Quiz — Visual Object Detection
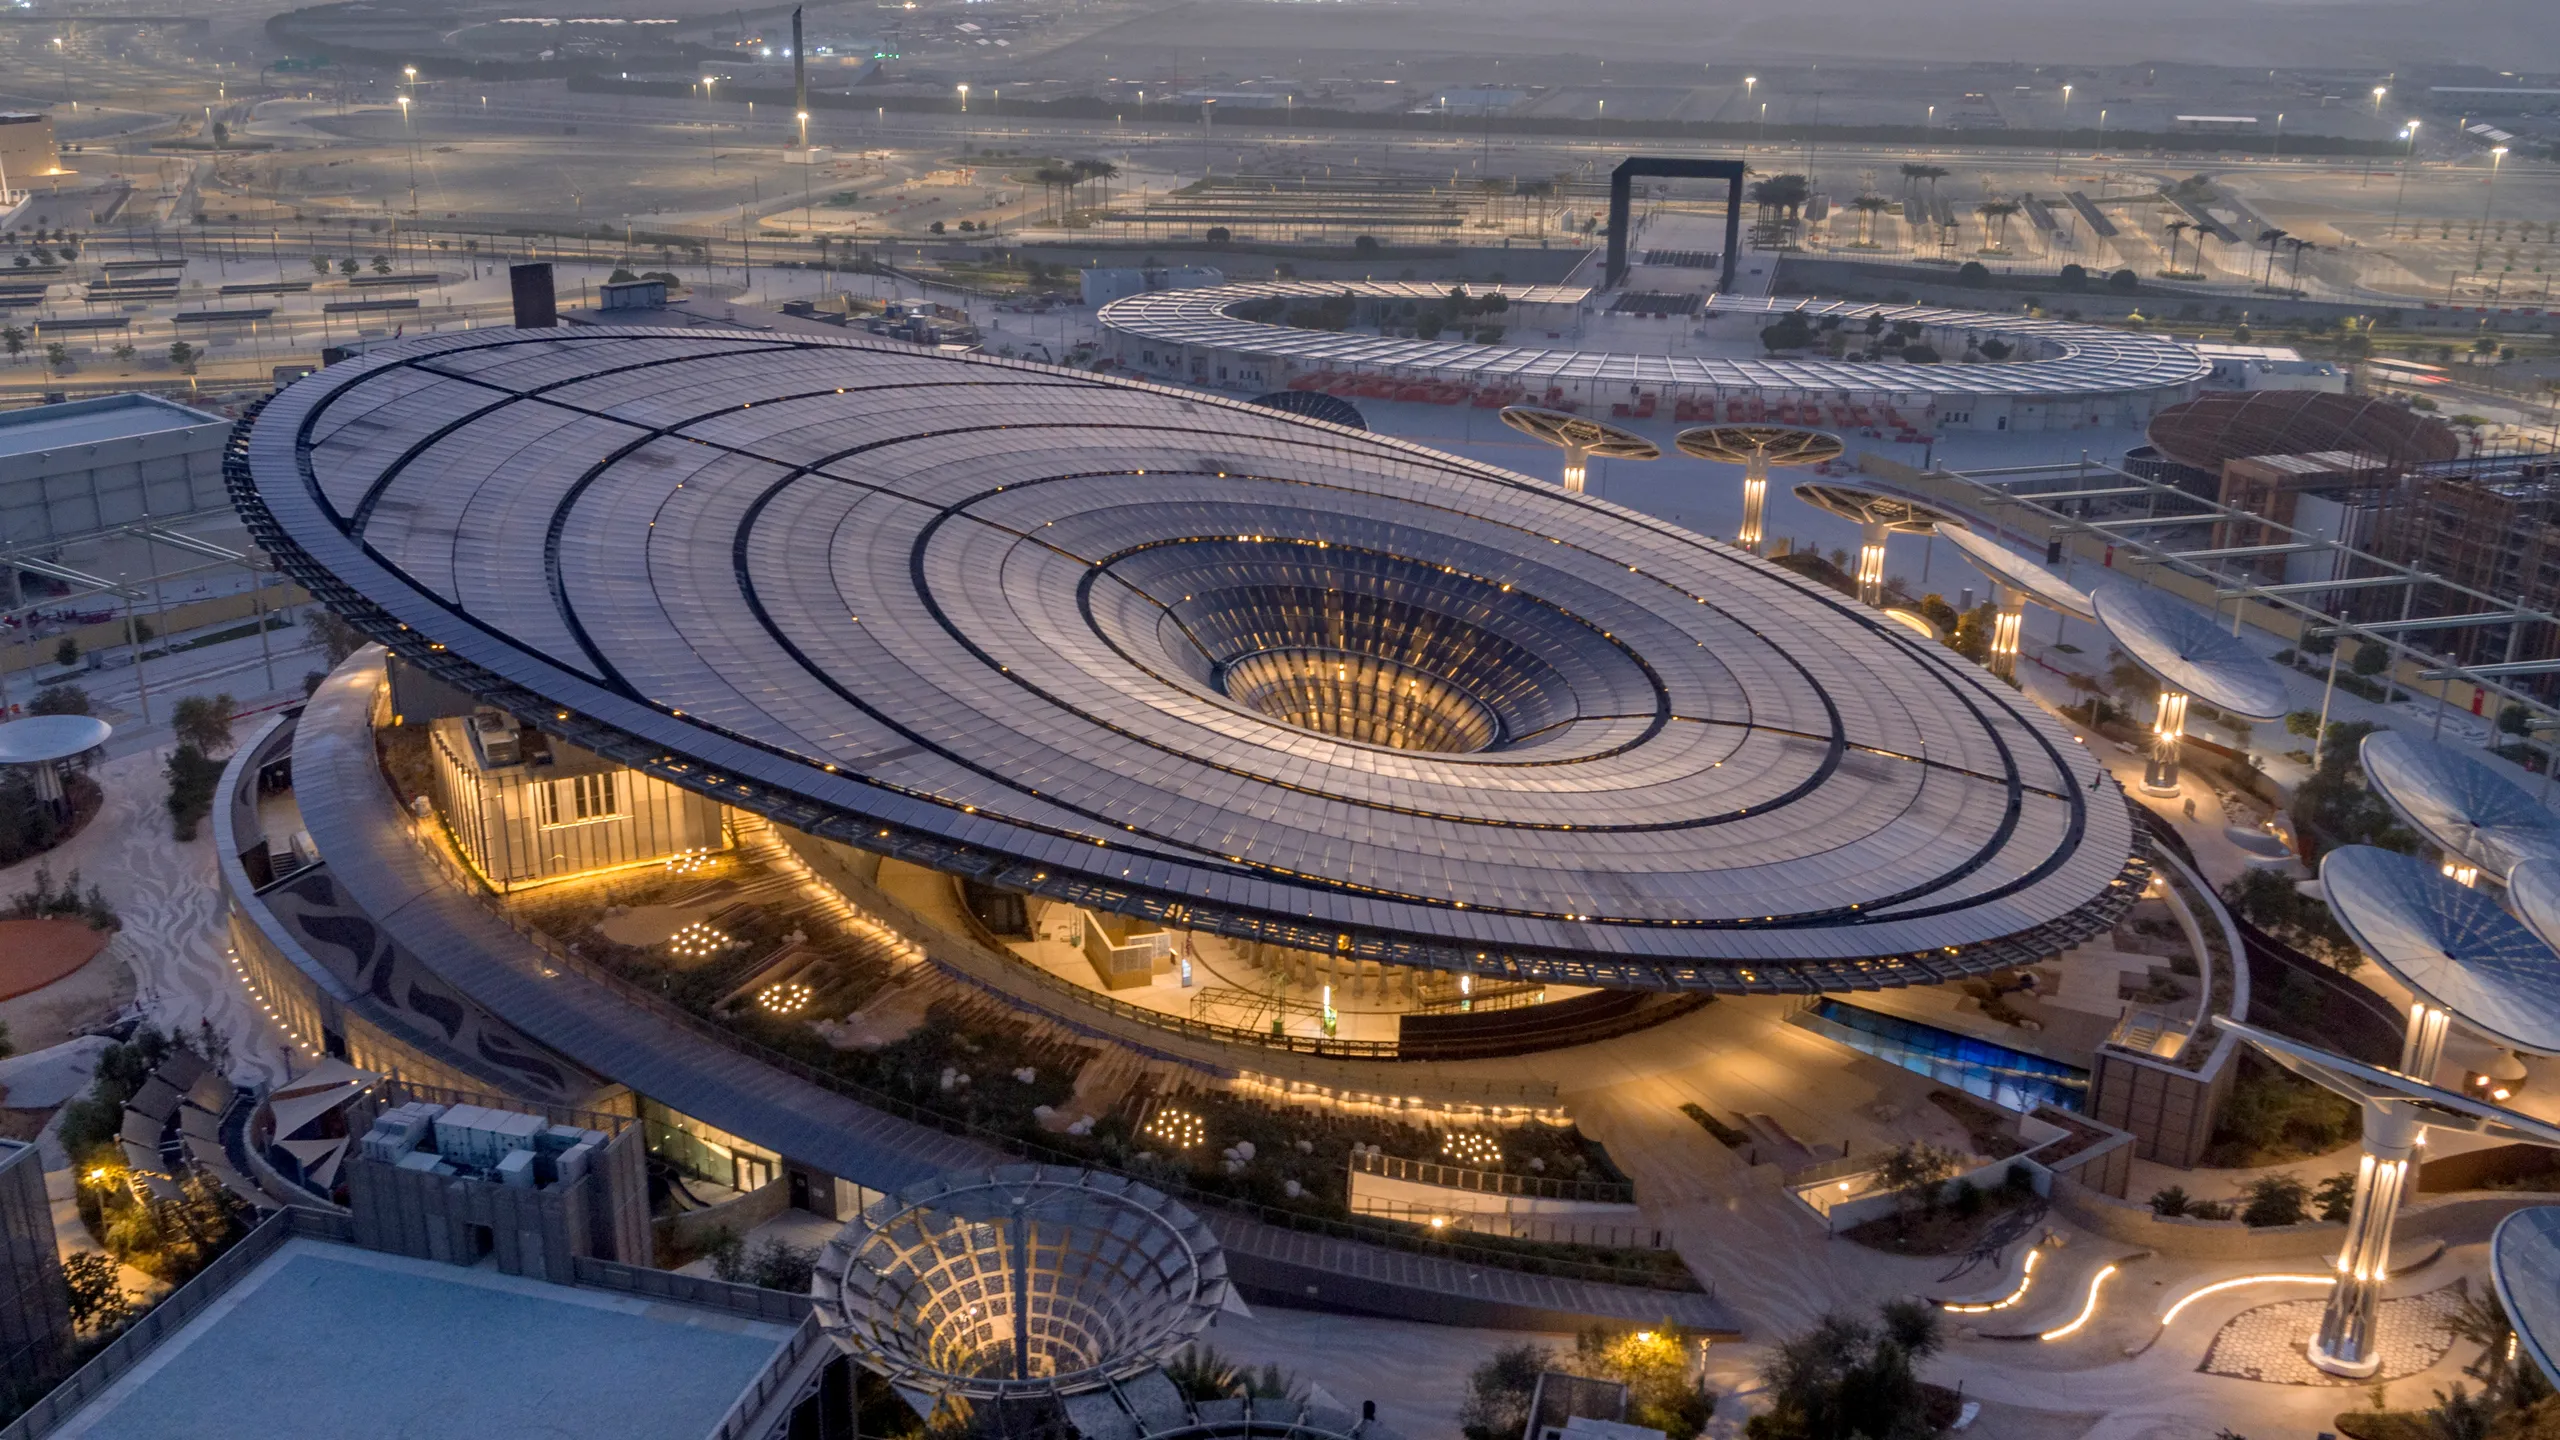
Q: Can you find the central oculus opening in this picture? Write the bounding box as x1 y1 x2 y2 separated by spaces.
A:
1088 534 1662 757
1216 646 1501 753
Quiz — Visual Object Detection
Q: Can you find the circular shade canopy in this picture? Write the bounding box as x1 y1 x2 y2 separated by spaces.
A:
2493 1207 2560 1392
2510 859 2560 955
1791 483 1956 534
2319 845 2560 1055
1936 525 2097 623
1674 426 1845 467
1497 406 1661 459
234 329 2142 991
2359 731 2560 881
2088 583 2290 720
0 715 112 765
812 1165 1226 1404
1248 389 1367 431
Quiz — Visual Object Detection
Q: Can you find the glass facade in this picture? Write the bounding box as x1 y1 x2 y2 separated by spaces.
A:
1808 999 2090 1113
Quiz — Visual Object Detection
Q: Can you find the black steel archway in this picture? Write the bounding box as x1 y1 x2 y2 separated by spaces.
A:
1603 157 1747 293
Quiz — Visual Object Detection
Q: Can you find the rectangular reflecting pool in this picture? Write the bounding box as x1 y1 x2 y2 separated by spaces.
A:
1799 999 2089 1113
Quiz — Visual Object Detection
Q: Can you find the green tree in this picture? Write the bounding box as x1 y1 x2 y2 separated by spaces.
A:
1 324 23 361
168 340 200 375
61 1250 129 1334
170 694 238 756
2314 1172 2357 1223
338 257 361 276
1573 1326 1713 1440
163 744 223 842
1873 1141 1961 1233
43 341 71 373
370 254 392 275
2286 710 2322 740
1957 260 1991 287
2350 640 2391 678
311 255 332 275
53 635 78 668
1459 1343 1550 1440
29 683 91 716
304 607 368 667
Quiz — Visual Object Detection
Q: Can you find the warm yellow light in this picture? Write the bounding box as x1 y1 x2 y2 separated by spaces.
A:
2040 1264 2117 1340
2157 1273 2330 1326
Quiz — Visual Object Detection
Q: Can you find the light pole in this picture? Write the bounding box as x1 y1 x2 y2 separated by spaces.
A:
2274 112 2284 162
2389 120 2419 238
956 83 968 113
2061 82 2072 120
2373 84 2388 116
2476 145 2509 271
397 94 416 214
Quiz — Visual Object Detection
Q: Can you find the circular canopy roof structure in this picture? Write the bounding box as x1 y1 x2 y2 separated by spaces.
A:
2088 583 2290 720
2492 1207 2560 1391
1674 426 1845 467
0 715 112 765
1247 389 1367 431
236 329 2142 991
1497 406 1660 460
1101 282 2210 404
2319 845 2560 1055
1937 526 2096 622
2510 859 2560 955
1790 483 1956 534
812 1165 1226 1404
2145 391 2458 475
2359 731 2560 881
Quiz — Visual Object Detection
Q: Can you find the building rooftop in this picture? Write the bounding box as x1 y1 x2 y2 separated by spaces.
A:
235 329 2142 991
48 1239 796 1440
0 393 230 457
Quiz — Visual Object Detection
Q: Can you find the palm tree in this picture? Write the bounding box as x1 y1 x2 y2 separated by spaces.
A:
2283 236 2317 296
1849 194 1891 247
1519 179 1555 240
2161 218 2192 275
1975 199 2021 250
2255 227 2288 291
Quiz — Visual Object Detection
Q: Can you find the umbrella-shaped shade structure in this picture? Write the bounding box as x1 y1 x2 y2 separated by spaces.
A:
2320 845 2560 1064
2493 1207 2560 1392
0 714 112 813
1936 524 2096 681
2089 582 2289 796
1498 406 1659 494
2510 859 2560 954
1674 425 1845 555
1790 483 1959 606
2227 1016 2560 1378
2359 731 2560 886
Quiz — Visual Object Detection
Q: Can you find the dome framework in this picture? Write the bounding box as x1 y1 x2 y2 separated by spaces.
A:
230 329 2145 994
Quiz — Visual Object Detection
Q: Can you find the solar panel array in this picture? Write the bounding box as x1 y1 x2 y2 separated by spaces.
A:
235 329 2145 990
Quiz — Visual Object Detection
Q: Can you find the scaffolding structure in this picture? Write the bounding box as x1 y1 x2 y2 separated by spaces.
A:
1880 447 2560 787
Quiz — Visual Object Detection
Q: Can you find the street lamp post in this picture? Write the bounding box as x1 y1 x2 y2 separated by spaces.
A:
2476 145 2509 271
956 83 968 113
397 94 416 214
2373 84 2388 116
2389 120 2420 239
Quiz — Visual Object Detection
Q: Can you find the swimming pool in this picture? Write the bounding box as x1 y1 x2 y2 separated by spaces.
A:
1801 999 2090 1113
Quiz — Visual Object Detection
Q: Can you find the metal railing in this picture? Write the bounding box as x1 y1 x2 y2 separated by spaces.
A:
705 1312 826 1440
0 1209 297 1440
387 817 1698 1292
1350 1150 1637 1205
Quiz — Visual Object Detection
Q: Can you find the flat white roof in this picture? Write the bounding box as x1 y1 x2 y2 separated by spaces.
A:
0 393 229 457
47 1239 795 1440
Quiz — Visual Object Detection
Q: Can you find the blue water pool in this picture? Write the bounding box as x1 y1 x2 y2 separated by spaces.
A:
1804 999 2089 1113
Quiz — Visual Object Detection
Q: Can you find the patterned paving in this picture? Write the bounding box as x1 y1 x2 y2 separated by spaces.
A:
2198 1283 2464 1385
0 746 297 1089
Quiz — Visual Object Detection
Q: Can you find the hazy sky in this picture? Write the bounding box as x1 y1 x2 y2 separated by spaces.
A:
1134 0 2558 72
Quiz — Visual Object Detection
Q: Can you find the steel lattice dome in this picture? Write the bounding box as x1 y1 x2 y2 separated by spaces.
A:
230 329 2143 992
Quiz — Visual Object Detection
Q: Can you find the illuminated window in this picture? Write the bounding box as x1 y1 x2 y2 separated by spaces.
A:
539 772 623 827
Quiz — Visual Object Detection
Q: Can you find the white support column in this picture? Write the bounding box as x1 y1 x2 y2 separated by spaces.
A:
1737 449 1769 554
1561 444 1589 494
2143 687 2189 796
1855 521 1888 607
1988 584 2025 682
2311 1103 2424 1377
2399 1001 2450 1083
